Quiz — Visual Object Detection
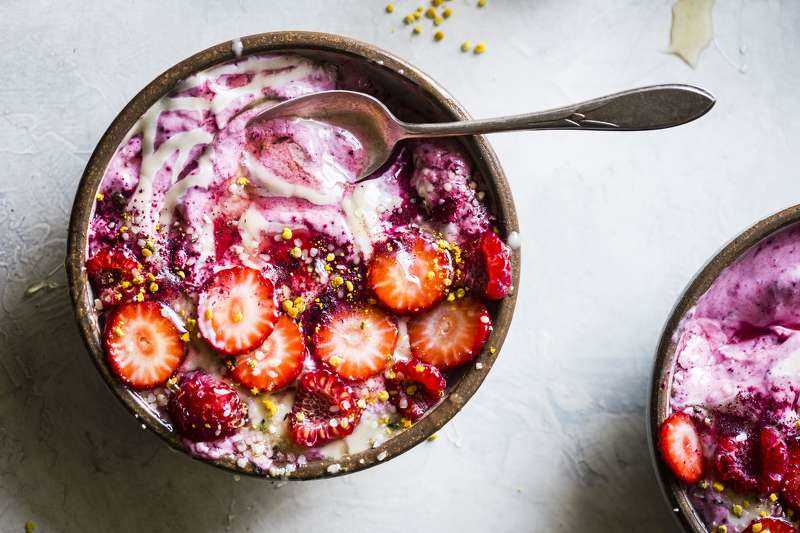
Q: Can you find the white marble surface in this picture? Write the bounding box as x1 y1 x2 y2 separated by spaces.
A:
2 1 799 531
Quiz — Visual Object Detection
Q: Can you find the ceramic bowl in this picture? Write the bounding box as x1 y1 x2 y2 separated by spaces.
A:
66 31 520 479
648 204 800 530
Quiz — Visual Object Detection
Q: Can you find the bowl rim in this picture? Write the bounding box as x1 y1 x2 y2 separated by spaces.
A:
648 203 800 530
66 30 520 480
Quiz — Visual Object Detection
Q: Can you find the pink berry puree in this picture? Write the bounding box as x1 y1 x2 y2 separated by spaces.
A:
85 53 514 477
668 223 800 531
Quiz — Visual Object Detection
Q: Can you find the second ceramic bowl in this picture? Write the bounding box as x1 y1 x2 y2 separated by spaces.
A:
648 204 800 530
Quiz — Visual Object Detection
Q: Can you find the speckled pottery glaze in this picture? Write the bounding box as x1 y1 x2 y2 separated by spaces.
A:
66 31 520 480
648 204 800 531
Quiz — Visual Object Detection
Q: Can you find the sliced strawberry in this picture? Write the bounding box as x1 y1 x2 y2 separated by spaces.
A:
480 230 512 300
782 446 800 511
658 412 705 485
367 231 453 315
103 301 186 389
314 305 398 380
408 297 491 370
744 518 795 533
231 315 305 393
386 359 446 421
759 426 789 493
289 370 362 448
198 266 276 355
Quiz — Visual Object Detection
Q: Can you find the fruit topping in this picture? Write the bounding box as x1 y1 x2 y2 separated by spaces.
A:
408 297 491 370
479 230 512 300
86 247 143 303
103 301 186 389
759 426 789 494
314 305 398 380
658 411 705 485
167 369 247 442
87 247 139 284
744 517 795 533
231 315 305 393
714 427 759 493
198 266 276 355
367 231 453 315
781 445 800 511
385 359 446 421
289 370 362 448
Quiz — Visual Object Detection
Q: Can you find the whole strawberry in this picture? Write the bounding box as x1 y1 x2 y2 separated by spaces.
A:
168 370 247 441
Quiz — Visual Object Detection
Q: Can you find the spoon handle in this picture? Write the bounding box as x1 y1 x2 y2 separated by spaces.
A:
399 84 715 137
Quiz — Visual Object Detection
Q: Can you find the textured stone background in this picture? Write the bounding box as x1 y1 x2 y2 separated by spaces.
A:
2 1 799 531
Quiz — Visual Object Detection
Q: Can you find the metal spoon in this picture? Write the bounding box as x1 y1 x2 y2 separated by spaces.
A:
249 84 715 182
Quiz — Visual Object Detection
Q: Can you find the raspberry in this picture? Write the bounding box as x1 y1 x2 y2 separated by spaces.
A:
86 247 139 283
758 426 788 493
713 424 758 493
781 445 800 511
168 370 247 441
386 359 446 421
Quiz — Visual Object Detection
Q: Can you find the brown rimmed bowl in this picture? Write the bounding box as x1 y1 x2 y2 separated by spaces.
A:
648 204 800 530
66 31 520 480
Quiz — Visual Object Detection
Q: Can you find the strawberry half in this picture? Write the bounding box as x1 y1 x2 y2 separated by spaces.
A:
198 266 276 355
386 359 446 421
289 370 362 448
367 232 453 315
408 297 491 370
744 518 795 533
759 426 789 493
103 301 186 389
480 230 512 300
231 315 305 393
658 412 705 485
314 305 398 380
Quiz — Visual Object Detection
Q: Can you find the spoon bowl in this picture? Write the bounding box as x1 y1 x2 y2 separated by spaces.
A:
249 90 405 179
